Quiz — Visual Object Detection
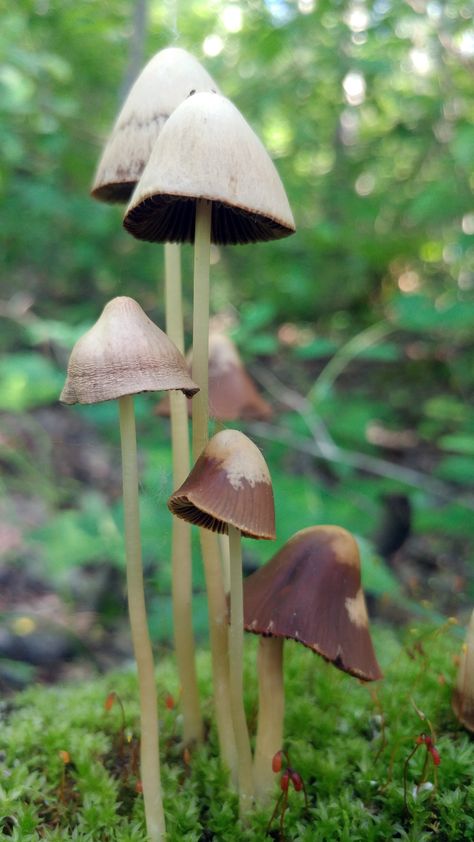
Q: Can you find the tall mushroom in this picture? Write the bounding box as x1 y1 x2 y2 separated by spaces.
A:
60 296 199 842
124 91 294 772
157 330 273 597
91 47 219 745
243 525 382 803
168 429 275 817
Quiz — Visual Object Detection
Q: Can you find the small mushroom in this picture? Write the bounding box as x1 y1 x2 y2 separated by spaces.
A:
243 525 382 803
452 609 474 733
156 332 272 422
169 429 275 816
61 296 199 842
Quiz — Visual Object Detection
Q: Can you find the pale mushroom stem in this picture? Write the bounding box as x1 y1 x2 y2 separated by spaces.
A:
192 199 238 778
215 419 231 596
254 636 284 804
118 395 165 842
164 241 203 745
228 524 255 815
191 198 212 460
218 532 231 595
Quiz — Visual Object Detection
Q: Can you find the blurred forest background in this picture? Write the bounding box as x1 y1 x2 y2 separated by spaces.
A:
1 0 473 690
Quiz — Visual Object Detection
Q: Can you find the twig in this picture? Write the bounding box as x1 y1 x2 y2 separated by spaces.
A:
246 421 474 510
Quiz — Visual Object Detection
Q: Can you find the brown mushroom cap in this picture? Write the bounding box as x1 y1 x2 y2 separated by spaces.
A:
156 332 272 421
452 609 474 732
60 296 199 405
123 92 295 245
91 48 219 203
243 525 382 681
168 429 275 539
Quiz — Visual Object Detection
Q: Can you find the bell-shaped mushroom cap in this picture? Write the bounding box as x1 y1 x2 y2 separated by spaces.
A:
168 429 275 539
452 609 474 732
91 48 219 203
243 525 382 681
156 332 272 421
123 92 295 245
60 296 199 405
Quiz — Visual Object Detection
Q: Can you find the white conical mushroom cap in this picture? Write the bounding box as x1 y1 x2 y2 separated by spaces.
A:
91 48 219 203
60 296 199 404
123 92 295 245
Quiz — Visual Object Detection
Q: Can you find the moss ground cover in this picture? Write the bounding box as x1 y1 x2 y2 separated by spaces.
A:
1 624 472 841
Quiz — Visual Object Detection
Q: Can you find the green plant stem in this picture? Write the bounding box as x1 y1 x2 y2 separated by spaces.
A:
191 199 237 778
119 395 165 842
228 525 255 815
165 241 203 745
254 636 284 805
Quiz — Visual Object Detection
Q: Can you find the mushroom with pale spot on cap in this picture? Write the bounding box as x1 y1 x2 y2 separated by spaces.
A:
168 428 275 817
61 296 199 842
125 90 294 778
91 47 219 749
157 330 272 599
452 609 474 733
242 525 382 803
123 89 294 459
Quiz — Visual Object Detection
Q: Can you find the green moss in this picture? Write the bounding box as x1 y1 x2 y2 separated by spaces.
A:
1 625 472 841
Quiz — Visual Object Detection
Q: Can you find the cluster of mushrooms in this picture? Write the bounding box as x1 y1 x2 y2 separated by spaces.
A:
59 46 474 842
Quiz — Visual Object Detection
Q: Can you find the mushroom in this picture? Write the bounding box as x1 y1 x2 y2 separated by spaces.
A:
243 525 383 803
157 330 272 599
91 47 219 746
452 609 474 732
156 331 272 423
168 429 275 817
61 296 199 842
124 92 294 772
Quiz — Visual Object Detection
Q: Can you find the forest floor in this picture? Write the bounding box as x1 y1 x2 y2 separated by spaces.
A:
1 353 473 695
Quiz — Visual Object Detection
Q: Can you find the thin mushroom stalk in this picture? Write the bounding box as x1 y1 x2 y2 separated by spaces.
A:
190 198 237 774
228 524 255 815
90 50 219 748
254 636 284 803
452 609 474 732
165 241 203 744
119 396 165 842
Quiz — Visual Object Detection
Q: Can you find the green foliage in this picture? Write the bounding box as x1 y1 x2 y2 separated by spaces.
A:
2 625 473 840
31 492 123 577
0 353 64 412
1 0 473 324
